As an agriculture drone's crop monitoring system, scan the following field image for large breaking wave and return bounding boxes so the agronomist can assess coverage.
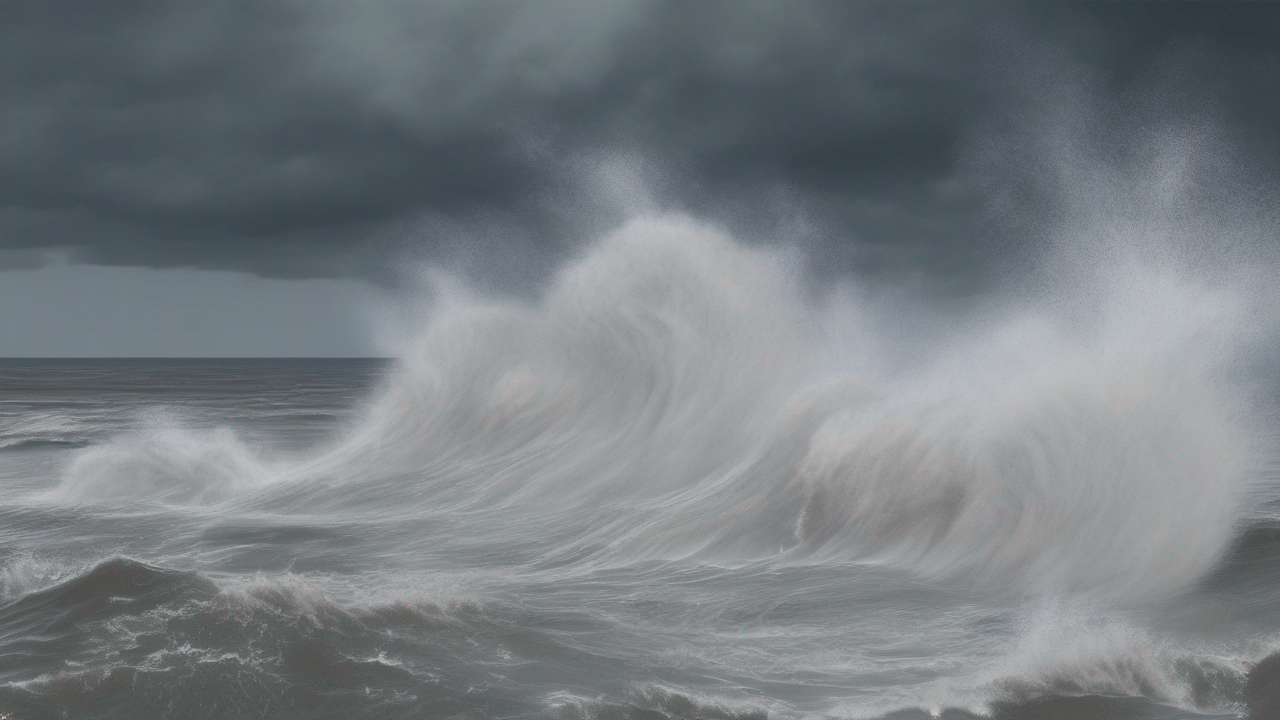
[54,211,1272,602]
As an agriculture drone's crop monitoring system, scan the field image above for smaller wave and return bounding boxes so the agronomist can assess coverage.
[0,437,92,451]
[0,557,219,690]
[0,410,98,452]
[0,558,215,628]
[51,426,272,505]
[0,562,582,720]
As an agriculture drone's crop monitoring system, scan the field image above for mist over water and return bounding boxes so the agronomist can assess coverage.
[4,124,1280,719]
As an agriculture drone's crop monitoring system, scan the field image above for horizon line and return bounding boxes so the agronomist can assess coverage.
[0,356,396,360]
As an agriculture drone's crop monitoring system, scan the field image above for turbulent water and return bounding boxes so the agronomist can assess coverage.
[3,215,1280,719]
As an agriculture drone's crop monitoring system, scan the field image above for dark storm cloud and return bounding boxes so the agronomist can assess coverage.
[0,1,1275,286]
[962,4,1280,269]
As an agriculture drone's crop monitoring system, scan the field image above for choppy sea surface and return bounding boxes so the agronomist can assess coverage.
[3,217,1280,719]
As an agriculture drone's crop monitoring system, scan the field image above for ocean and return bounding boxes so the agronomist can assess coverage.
[1,216,1278,719]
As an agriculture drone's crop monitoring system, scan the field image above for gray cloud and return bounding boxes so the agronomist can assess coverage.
[1,1,1276,288]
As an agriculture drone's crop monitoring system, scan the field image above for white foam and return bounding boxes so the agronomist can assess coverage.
[52,425,271,505]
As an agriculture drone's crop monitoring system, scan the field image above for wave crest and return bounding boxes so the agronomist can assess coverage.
[794,362,1248,595]
[54,426,270,505]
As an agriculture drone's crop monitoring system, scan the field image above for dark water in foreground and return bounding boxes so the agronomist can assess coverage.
[0,358,1277,720]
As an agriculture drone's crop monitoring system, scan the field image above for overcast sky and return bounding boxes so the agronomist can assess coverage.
[1,1,1277,356]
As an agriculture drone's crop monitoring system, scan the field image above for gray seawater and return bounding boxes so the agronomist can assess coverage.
[3,218,1280,720]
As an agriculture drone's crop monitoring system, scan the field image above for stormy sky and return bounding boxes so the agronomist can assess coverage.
[1,1,1277,356]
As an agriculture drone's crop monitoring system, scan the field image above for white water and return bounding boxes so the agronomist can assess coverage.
[54,211,1273,600]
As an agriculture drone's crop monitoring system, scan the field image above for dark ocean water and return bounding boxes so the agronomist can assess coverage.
[3,219,1280,720]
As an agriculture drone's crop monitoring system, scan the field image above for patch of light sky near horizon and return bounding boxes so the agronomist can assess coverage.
[0,265,408,357]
